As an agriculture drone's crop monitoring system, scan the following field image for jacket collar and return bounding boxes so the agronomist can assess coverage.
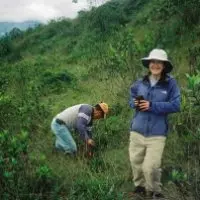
[142,74,170,85]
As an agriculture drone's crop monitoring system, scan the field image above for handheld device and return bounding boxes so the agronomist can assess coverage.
[135,95,144,110]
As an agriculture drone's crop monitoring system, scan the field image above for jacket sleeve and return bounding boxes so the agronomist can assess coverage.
[129,80,139,109]
[149,79,181,114]
[76,117,90,141]
[76,106,92,141]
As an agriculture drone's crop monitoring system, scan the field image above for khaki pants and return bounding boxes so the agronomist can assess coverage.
[129,131,166,192]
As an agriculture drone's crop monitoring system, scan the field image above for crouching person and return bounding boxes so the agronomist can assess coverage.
[51,102,108,156]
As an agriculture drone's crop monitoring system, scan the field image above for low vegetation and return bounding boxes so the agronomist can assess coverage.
[0,0,200,199]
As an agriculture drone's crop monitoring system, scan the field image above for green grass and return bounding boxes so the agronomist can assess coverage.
[2,0,200,199]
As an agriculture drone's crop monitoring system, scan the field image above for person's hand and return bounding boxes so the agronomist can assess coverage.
[134,100,139,107]
[87,139,95,147]
[138,100,150,111]
[86,139,95,158]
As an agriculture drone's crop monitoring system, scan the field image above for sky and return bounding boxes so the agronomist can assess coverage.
[0,0,106,23]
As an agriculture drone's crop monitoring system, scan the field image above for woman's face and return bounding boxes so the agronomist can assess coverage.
[149,60,164,76]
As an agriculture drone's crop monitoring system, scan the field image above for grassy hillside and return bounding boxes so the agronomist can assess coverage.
[0,0,200,199]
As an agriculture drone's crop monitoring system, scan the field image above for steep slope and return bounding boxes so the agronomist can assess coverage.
[0,0,200,199]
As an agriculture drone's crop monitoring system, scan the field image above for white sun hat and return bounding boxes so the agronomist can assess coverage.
[141,49,173,73]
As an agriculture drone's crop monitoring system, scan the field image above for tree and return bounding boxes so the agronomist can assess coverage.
[9,28,23,39]
[0,36,12,58]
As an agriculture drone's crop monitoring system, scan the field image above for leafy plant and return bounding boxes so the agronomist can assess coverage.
[0,131,28,199]
[185,72,200,105]
[171,169,187,183]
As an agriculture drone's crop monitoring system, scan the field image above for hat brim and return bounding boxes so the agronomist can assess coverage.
[141,58,173,73]
[95,104,107,118]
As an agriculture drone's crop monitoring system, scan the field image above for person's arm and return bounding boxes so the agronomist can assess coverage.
[76,115,90,141]
[76,105,95,146]
[86,126,92,138]
[129,80,140,109]
[149,79,181,114]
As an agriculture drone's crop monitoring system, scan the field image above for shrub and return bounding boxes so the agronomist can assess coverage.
[0,131,28,199]
[0,94,19,132]
[41,70,77,93]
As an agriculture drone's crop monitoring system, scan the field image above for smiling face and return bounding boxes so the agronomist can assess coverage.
[149,60,165,76]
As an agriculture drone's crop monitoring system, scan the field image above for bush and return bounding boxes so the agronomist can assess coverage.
[3,62,49,132]
[0,131,28,199]
[41,70,77,93]
[0,36,13,58]
[165,71,200,199]
[0,94,19,132]
[168,0,200,27]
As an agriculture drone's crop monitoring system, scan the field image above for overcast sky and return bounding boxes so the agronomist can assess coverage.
[0,0,106,23]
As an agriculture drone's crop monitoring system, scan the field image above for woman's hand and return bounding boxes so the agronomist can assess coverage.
[138,100,150,111]
[134,100,139,106]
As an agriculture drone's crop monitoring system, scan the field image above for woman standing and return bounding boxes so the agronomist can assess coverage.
[129,49,180,198]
